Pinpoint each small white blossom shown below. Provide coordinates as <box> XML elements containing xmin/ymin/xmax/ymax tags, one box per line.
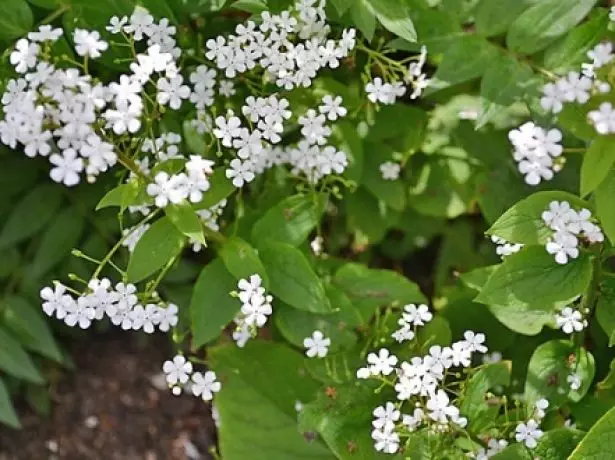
<box><xmin>191</xmin><ymin>371</ymin><xmax>221</xmax><ymax>401</ymax></box>
<box><xmin>303</xmin><ymin>330</ymin><xmax>330</xmax><ymax>358</ymax></box>
<box><xmin>162</xmin><ymin>355</ymin><xmax>193</xmax><ymax>386</ymax></box>
<box><xmin>515</xmin><ymin>419</ymin><xmax>543</xmax><ymax>449</ymax></box>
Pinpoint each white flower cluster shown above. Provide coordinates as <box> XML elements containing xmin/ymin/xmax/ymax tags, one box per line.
<box><xmin>40</xmin><ymin>280</ymin><xmax>177</xmax><ymax>332</ymax></box>
<box><xmin>231</xmin><ymin>274</ymin><xmax>273</xmax><ymax>347</ymax></box>
<box><xmin>541</xmin><ymin>201</ymin><xmax>604</xmax><ymax>264</ymax></box>
<box><xmin>514</xmin><ymin>399</ymin><xmax>548</xmax><ymax>449</ymax></box>
<box><xmin>0</xmin><ymin>6</ymin><xmax>191</xmax><ymax>188</ymax></box>
<box><xmin>162</xmin><ymin>354</ymin><xmax>221</xmax><ymax>399</ymax></box>
<box><xmin>555</xmin><ymin>306</ymin><xmax>587</xmax><ymax>334</ymax></box>
<box><xmin>473</xmin><ymin>438</ymin><xmax>508</xmax><ymax>459</ymax></box>
<box><xmin>508</xmin><ymin>122</ymin><xmax>563</xmax><ymax>185</ymax></box>
<box><xmin>490</xmin><ymin>235</ymin><xmax>523</xmax><ymax>258</ymax></box>
<box><xmin>365</xmin><ymin>46</ymin><xmax>430</xmax><ymax>104</ymax></box>
<box><xmin>146</xmin><ymin>155</ymin><xmax>215</xmax><ymax>208</ymax></box>
<box><xmin>303</xmin><ymin>330</ymin><xmax>331</xmax><ymax>358</ymax></box>
<box><xmin>391</xmin><ymin>303</ymin><xmax>432</xmax><ymax>343</ymax></box>
<box><xmin>142</xmin><ymin>132</ymin><xmax>183</xmax><ymax>161</ymax></box>
<box><xmin>205</xmin><ymin>0</ymin><xmax>356</xmax><ymax>90</ymax></box>
<box><xmin>358</xmin><ymin>314</ymin><xmax>489</xmax><ymax>454</ymax></box>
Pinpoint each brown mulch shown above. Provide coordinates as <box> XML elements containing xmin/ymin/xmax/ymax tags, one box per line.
<box><xmin>0</xmin><ymin>333</ymin><xmax>216</xmax><ymax>460</ymax></box>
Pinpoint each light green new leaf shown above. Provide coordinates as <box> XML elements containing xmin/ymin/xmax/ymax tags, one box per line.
<box><xmin>507</xmin><ymin>0</ymin><xmax>597</xmax><ymax>54</ymax></box>
<box><xmin>252</xmin><ymin>194</ymin><xmax>327</xmax><ymax>248</ymax></box>
<box><xmin>165</xmin><ymin>202</ymin><xmax>205</xmax><ymax>245</ymax></box>
<box><xmin>209</xmin><ymin>341</ymin><xmax>333</xmax><ymax>460</ymax></box>
<box><xmin>259</xmin><ymin>242</ymin><xmax>332</xmax><ymax>314</ymax></box>
<box><xmin>0</xmin><ymin>378</ymin><xmax>20</xmax><ymax>429</ymax></box>
<box><xmin>0</xmin><ymin>326</ymin><xmax>44</xmax><ymax>384</ymax></box>
<box><xmin>0</xmin><ymin>184</ymin><xmax>63</xmax><ymax>251</ymax></box>
<box><xmin>487</xmin><ymin>191</ymin><xmax>590</xmax><ymax>245</ymax></box>
<box><xmin>127</xmin><ymin>217</ymin><xmax>185</xmax><ymax>282</ymax></box>
<box><xmin>569</xmin><ymin>405</ymin><xmax>615</xmax><ymax>459</ymax></box>
<box><xmin>2</xmin><ymin>296</ymin><xmax>63</xmax><ymax>363</ymax></box>
<box><xmin>95</xmin><ymin>182</ymin><xmax>141</xmax><ymax>211</ymax></box>
<box><xmin>219</xmin><ymin>237</ymin><xmax>268</xmax><ymax>287</ymax></box>
<box><xmin>0</xmin><ymin>0</ymin><xmax>33</xmax><ymax>40</ymax></box>
<box><xmin>581</xmin><ymin>136</ymin><xmax>615</xmax><ymax>196</ymax></box>
<box><xmin>190</xmin><ymin>258</ymin><xmax>239</xmax><ymax>347</ymax></box>
<box><xmin>596</xmin><ymin>168</ymin><xmax>615</xmax><ymax>244</ymax></box>
<box><xmin>476</xmin><ymin>247</ymin><xmax>593</xmax><ymax>308</ymax></box>
<box><xmin>524</xmin><ymin>339</ymin><xmax>594</xmax><ymax>408</ymax></box>
<box><xmin>371</xmin><ymin>0</ymin><xmax>417</xmax><ymax>42</ymax></box>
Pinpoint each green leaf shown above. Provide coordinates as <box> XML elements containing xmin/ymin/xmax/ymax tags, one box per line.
<box><xmin>597</xmin><ymin>359</ymin><xmax>615</xmax><ymax>391</ymax></box>
<box><xmin>474</xmin><ymin>0</ymin><xmax>537</xmax><ymax>37</ymax></box>
<box><xmin>209</xmin><ymin>341</ymin><xmax>333</xmax><ymax>460</ymax></box>
<box><xmin>0</xmin><ymin>184</ymin><xmax>63</xmax><ymax>251</ymax></box>
<box><xmin>252</xmin><ymin>194</ymin><xmax>326</xmax><ymax>248</ymax></box>
<box><xmin>0</xmin><ymin>326</ymin><xmax>44</xmax><ymax>384</ymax></box>
<box><xmin>165</xmin><ymin>202</ymin><xmax>205</xmax><ymax>244</ymax></box>
<box><xmin>330</xmin><ymin>0</ymin><xmax>352</xmax><ymax>15</ymax></box>
<box><xmin>524</xmin><ymin>339</ymin><xmax>595</xmax><ymax>408</ymax></box>
<box><xmin>506</xmin><ymin>0</ymin><xmax>598</xmax><ymax>54</ymax></box>
<box><xmin>427</xmin><ymin>35</ymin><xmax>499</xmax><ymax>92</ymax></box>
<box><xmin>0</xmin><ymin>378</ymin><xmax>20</xmax><ymax>429</ymax></box>
<box><xmin>568</xmin><ymin>405</ymin><xmax>615</xmax><ymax>459</ymax></box>
<box><xmin>596</xmin><ymin>168</ymin><xmax>615</xmax><ymax>244</ymax></box>
<box><xmin>190</xmin><ymin>258</ymin><xmax>239</xmax><ymax>347</ymax></box>
<box><xmin>126</xmin><ymin>217</ymin><xmax>185</xmax><ymax>283</ymax></box>
<box><xmin>345</xmin><ymin>187</ymin><xmax>395</xmax><ymax>244</ymax></box>
<box><xmin>543</xmin><ymin>9</ymin><xmax>609</xmax><ymax>72</ymax></box>
<box><xmin>334</xmin><ymin>263</ymin><xmax>426</xmax><ymax>313</ymax></box>
<box><xmin>95</xmin><ymin>182</ymin><xmax>141</xmax><ymax>211</ymax></box>
<box><xmin>491</xmin><ymin>443</ymin><xmax>531</xmax><ymax>460</ymax></box>
<box><xmin>350</xmin><ymin>0</ymin><xmax>376</xmax><ymax>42</ymax></box>
<box><xmin>26</xmin><ymin>0</ymin><xmax>60</xmax><ymax>9</ymax></box>
<box><xmin>487</xmin><ymin>191</ymin><xmax>590</xmax><ymax>245</ymax></box>
<box><xmin>194</xmin><ymin>168</ymin><xmax>235</xmax><ymax>210</ymax></box>
<box><xmin>365</xmin><ymin>105</ymin><xmax>427</xmax><ymax>152</ymax></box>
<box><xmin>260</xmin><ymin>242</ymin><xmax>332</xmax><ymax>314</ymax></box>
<box><xmin>332</xmin><ymin>122</ymin><xmax>363</xmax><ymax>183</ymax></box>
<box><xmin>220</xmin><ymin>236</ymin><xmax>268</xmax><ymax>287</ymax></box>
<box><xmin>477</xmin><ymin>54</ymin><xmax>536</xmax><ymax>128</ymax></box>
<box><xmin>29</xmin><ymin>207</ymin><xmax>85</xmax><ymax>279</ymax></box>
<box><xmin>416</xmin><ymin>315</ymin><xmax>452</xmax><ymax>350</ymax></box>
<box><xmin>596</xmin><ymin>277</ymin><xmax>615</xmax><ymax>346</ymax></box>
<box><xmin>581</xmin><ymin>136</ymin><xmax>615</xmax><ymax>196</ymax></box>
<box><xmin>371</xmin><ymin>0</ymin><xmax>417</xmax><ymax>42</ymax></box>
<box><xmin>299</xmin><ymin>384</ymin><xmax>395</xmax><ymax>460</ymax></box>
<box><xmin>2</xmin><ymin>296</ymin><xmax>63</xmax><ymax>363</ymax></box>
<box><xmin>461</xmin><ymin>362</ymin><xmax>511</xmax><ymax>432</ymax></box>
<box><xmin>0</xmin><ymin>0</ymin><xmax>33</xmax><ymax>40</ymax></box>
<box><xmin>275</xmin><ymin>304</ymin><xmax>358</xmax><ymax>352</ymax></box>
<box><xmin>476</xmin><ymin>247</ymin><xmax>593</xmax><ymax>309</ymax></box>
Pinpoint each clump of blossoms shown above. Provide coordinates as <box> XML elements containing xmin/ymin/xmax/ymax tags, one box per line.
<box><xmin>541</xmin><ymin>200</ymin><xmax>603</xmax><ymax>264</ymax></box>
<box><xmin>230</xmin><ymin>274</ymin><xmax>274</xmax><ymax>347</ymax></box>
<box><xmin>490</xmin><ymin>235</ymin><xmax>523</xmax><ymax>259</ymax></box>
<box><xmin>162</xmin><ymin>354</ymin><xmax>221</xmax><ymax>399</ymax></box>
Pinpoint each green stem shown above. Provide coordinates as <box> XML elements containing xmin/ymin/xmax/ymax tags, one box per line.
<box><xmin>38</xmin><ymin>5</ymin><xmax>70</xmax><ymax>26</ymax></box>
<box><xmin>575</xmin><ymin>245</ymin><xmax>603</xmax><ymax>347</ymax></box>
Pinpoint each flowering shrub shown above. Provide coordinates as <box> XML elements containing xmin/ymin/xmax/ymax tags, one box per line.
<box><xmin>4</xmin><ymin>0</ymin><xmax>615</xmax><ymax>458</ymax></box>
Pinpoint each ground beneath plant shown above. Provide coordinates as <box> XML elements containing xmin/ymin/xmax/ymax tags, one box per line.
<box><xmin>0</xmin><ymin>333</ymin><xmax>217</xmax><ymax>460</ymax></box>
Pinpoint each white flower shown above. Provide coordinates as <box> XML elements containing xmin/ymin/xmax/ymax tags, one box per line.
<box><xmin>555</xmin><ymin>307</ymin><xmax>584</xmax><ymax>334</ymax></box>
<box><xmin>162</xmin><ymin>355</ymin><xmax>193</xmax><ymax>386</ymax></box>
<box><xmin>241</xmin><ymin>293</ymin><xmax>273</xmax><ymax>327</ymax></box>
<box><xmin>391</xmin><ymin>324</ymin><xmax>415</xmax><ymax>343</ymax></box>
<box><xmin>237</xmin><ymin>274</ymin><xmax>265</xmax><ymax>303</ymax></box>
<box><xmin>64</xmin><ymin>296</ymin><xmax>95</xmax><ymax>329</ymax></box>
<box><xmin>401</xmin><ymin>408</ymin><xmax>424</xmax><ymax>431</ymax></box>
<box><xmin>365</xmin><ymin>77</ymin><xmax>398</xmax><ymax>104</ymax></box>
<box><xmin>515</xmin><ymin>419</ymin><xmax>543</xmax><ymax>449</ymax></box>
<box><xmin>366</xmin><ymin>349</ymin><xmax>398</xmax><ymax>376</ymax></box>
<box><xmin>541</xmin><ymin>201</ymin><xmax>574</xmax><ymax>231</ymax></box>
<box><xmin>146</xmin><ymin>172</ymin><xmax>188</xmax><ymax>208</ymax></box>
<box><xmin>558</xmin><ymin>72</ymin><xmax>591</xmax><ymax>104</ymax></box>
<box><xmin>371</xmin><ymin>427</ymin><xmax>399</xmax><ymax>454</ymax></box>
<box><xmin>107</xmin><ymin>16</ymin><xmax>128</xmax><ymax>34</ymax></box>
<box><xmin>534</xmin><ymin>398</ymin><xmax>549</xmax><ymax>419</ymax></box>
<box><xmin>40</xmin><ymin>284</ymin><xmax>73</xmax><ymax>319</ymax></box>
<box><xmin>372</xmin><ymin>402</ymin><xmax>400</xmax><ymax>430</ymax></box>
<box><xmin>298</xmin><ymin>109</ymin><xmax>330</xmax><ymax>145</ymax></box>
<box><xmin>49</xmin><ymin>148</ymin><xmax>83</xmax><ymax>187</ymax></box>
<box><xmin>318</xmin><ymin>95</ymin><xmax>347</xmax><ymax>121</ymax></box>
<box><xmin>568</xmin><ymin>373</ymin><xmax>582</xmax><ymax>391</ymax></box>
<box><xmin>225</xmin><ymin>158</ymin><xmax>255</xmax><ymax>188</ymax></box>
<box><xmin>540</xmin><ymin>82</ymin><xmax>565</xmax><ymax>114</ymax></box>
<box><xmin>588</xmin><ymin>42</ymin><xmax>614</xmax><ymax>68</ymax></box>
<box><xmin>73</xmin><ymin>29</ymin><xmax>108</xmax><ymax>58</ymax></box>
<box><xmin>458</xmin><ymin>330</ymin><xmax>488</xmax><ymax>354</ymax></box>
<box><xmin>10</xmin><ymin>39</ymin><xmax>39</xmax><ymax>73</ymax></box>
<box><xmin>401</xmin><ymin>304</ymin><xmax>432</xmax><ymax>327</ymax></box>
<box><xmin>546</xmin><ymin>231</ymin><xmax>579</xmax><ymax>265</ymax></box>
<box><xmin>219</xmin><ymin>79</ymin><xmax>236</xmax><ymax>97</ymax></box>
<box><xmin>303</xmin><ymin>330</ymin><xmax>330</xmax><ymax>358</ymax></box>
<box><xmin>589</xmin><ymin>102</ymin><xmax>615</xmax><ymax>134</ymax></box>
<box><xmin>213</xmin><ymin>115</ymin><xmax>242</xmax><ymax>147</ymax></box>
<box><xmin>130</xmin><ymin>303</ymin><xmax>159</xmax><ymax>333</ymax></box>
<box><xmin>425</xmin><ymin>389</ymin><xmax>459</xmax><ymax>424</ymax></box>
<box><xmin>124</xmin><ymin>6</ymin><xmax>154</xmax><ymax>40</ymax></box>
<box><xmin>380</xmin><ymin>161</ymin><xmax>401</xmax><ymax>180</ymax></box>
<box><xmin>157</xmin><ymin>75</ymin><xmax>191</xmax><ymax>110</ymax></box>
<box><xmin>28</xmin><ymin>25</ymin><xmax>63</xmax><ymax>42</ymax></box>
<box><xmin>611</xmin><ymin>6</ymin><xmax>615</xmax><ymax>22</ymax></box>
<box><xmin>191</xmin><ymin>371</ymin><xmax>221</xmax><ymax>401</ymax></box>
